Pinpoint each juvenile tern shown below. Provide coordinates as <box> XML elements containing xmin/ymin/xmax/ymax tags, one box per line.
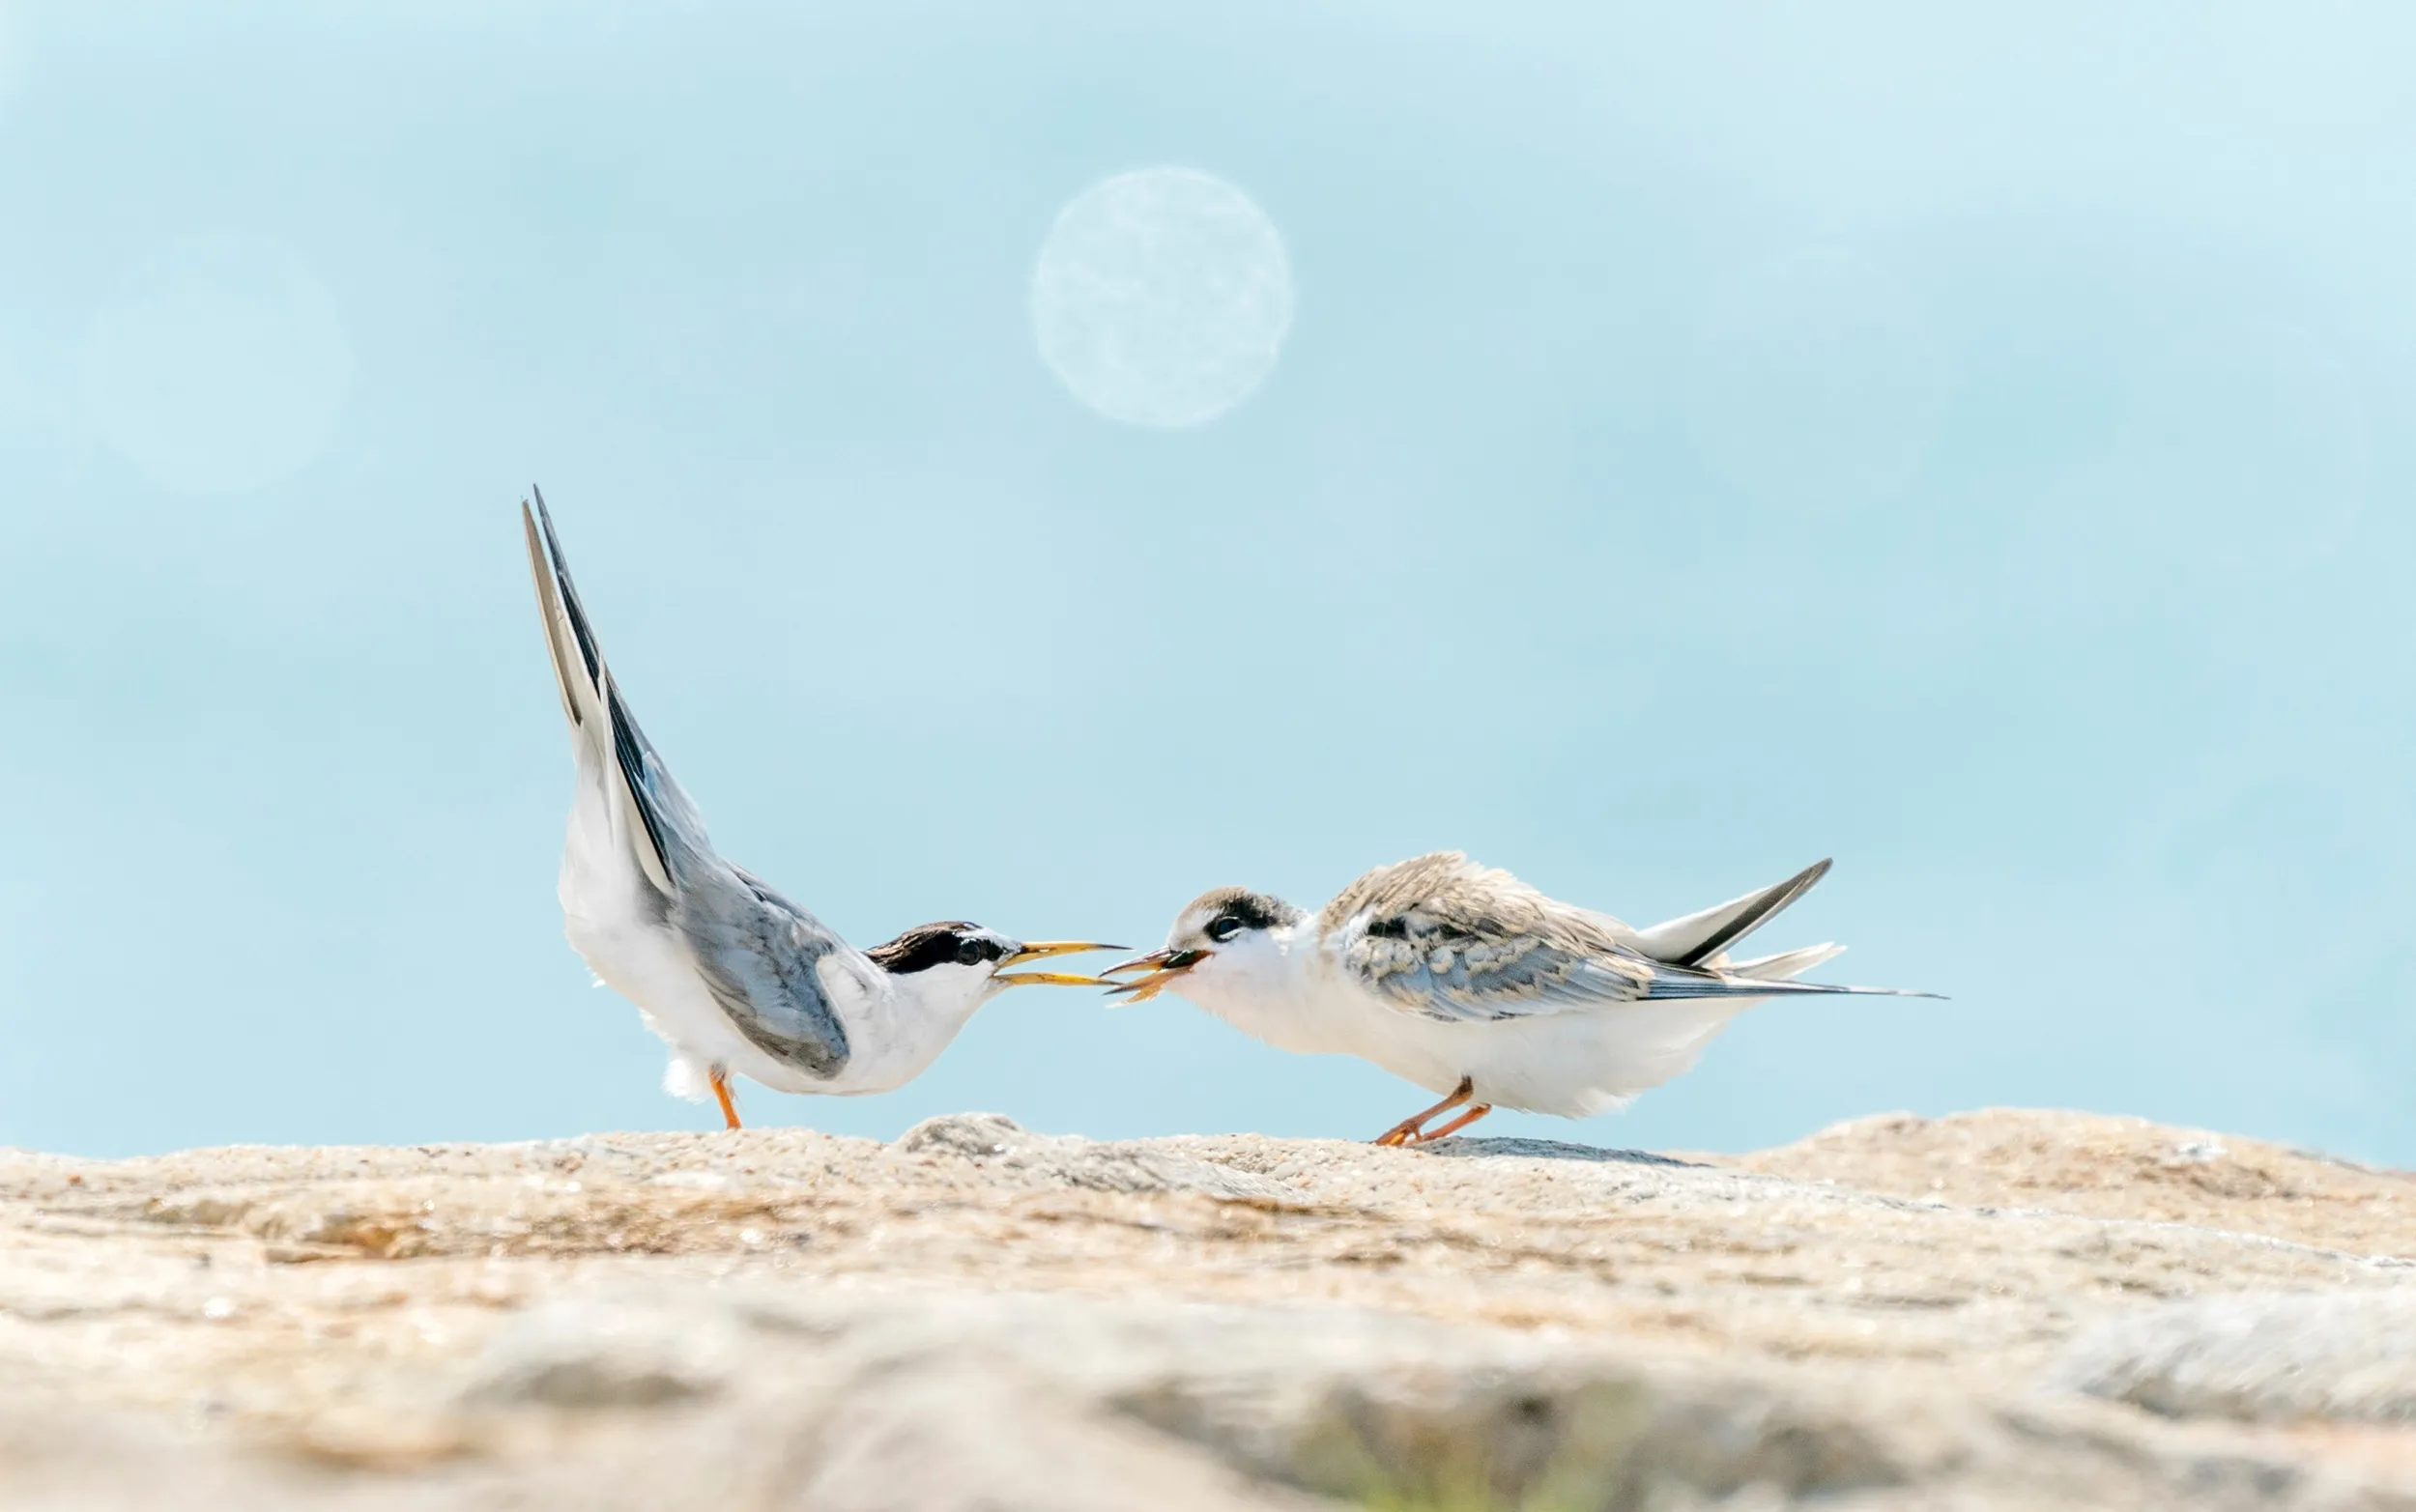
<box><xmin>522</xmin><ymin>490</ymin><xmax>1116</xmax><ymax>1127</ymax></box>
<box><xmin>1105</xmin><ymin>854</ymin><xmax>1934</xmax><ymax>1145</ymax></box>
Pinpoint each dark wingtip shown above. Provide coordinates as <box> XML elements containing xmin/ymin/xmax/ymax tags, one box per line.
<box><xmin>530</xmin><ymin>487</ymin><xmax>570</xmax><ymax>573</ymax></box>
<box><xmin>1672</xmin><ymin>858</ymin><xmax>1836</xmax><ymax>970</ymax></box>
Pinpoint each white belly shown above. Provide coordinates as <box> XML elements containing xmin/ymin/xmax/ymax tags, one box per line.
<box><xmin>1189</xmin><ymin>961</ymin><xmax>1756</xmax><ymax>1118</ymax></box>
<box><xmin>1341</xmin><ymin>998</ymin><xmax>1753</xmax><ymax>1116</ymax></box>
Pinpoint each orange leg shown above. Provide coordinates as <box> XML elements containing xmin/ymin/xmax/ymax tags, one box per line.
<box><xmin>1413</xmin><ymin>1103</ymin><xmax>1494</xmax><ymax>1143</ymax></box>
<box><xmin>1371</xmin><ymin>1076</ymin><xmax>1474</xmax><ymax>1147</ymax></box>
<box><xmin>709</xmin><ymin>1067</ymin><xmax>742</xmax><ymax>1130</ymax></box>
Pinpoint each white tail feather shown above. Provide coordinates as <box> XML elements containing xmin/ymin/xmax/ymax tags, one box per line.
<box><xmin>1722</xmin><ymin>943</ymin><xmax>1846</xmax><ymax>982</ymax></box>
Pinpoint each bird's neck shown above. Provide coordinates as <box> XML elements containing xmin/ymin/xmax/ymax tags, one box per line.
<box><xmin>891</xmin><ymin>972</ymin><xmax>993</xmax><ymax>1034</ymax></box>
<box><xmin>854</xmin><ymin>972</ymin><xmax>994</xmax><ymax>1082</ymax></box>
<box><xmin>1180</xmin><ymin>924</ymin><xmax>1330</xmax><ymax>1046</ymax></box>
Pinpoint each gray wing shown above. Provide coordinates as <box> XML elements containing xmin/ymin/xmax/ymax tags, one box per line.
<box><xmin>1329</xmin><ymin>853</ymin><xmax>1925</xmax><ymax>1024</ymax></box>
<box><xmin>672</xmin><ymin>865</ymin><xmax>854</xmax><ymax>1077</ymax></box>
<box><xmin>526</xmin><ymin>490</ymin><xmax>857</xmax><ymax>1078</ymax></box>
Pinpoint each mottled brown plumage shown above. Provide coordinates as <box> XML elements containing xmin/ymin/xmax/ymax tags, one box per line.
<box><xmin>1320</xmin><ymin>852</ymin><xmax>1656</xmax><ymax>1021</ymax></box>
<box><xmin>1184</xmin><ymin>887</ymin><xmax>1305</xmax><ymax>934</ymax></box>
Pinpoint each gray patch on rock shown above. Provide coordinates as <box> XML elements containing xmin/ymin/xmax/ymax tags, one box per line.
<box><xmin>461</xmin><ymin>1296</ymin><xmax>752</xmax><ymax>1408</ymax></box>
<box><xmin>895</xmin><ymin>1111</ymin><xmax>1031</xmax><ymax>1161</ymax></box>
<box><xmin>2052</xmin><ymin>1290</ymin><xmax>2416</xmax><ymax>1424</ymax></box>
<box><xmin>794</xmin><ymin>1363</ymin><xmax>1329</xmax><ymax>1512</ymax></box>
<box><xmin>1421</xmin><ymin>1136</ymin><xmax>1704</xmax><ymax>1168</ymax></box>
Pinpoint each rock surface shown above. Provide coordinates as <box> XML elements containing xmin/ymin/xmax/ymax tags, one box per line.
<box><xmin>2</xmin><ymin>1107</ymin><xmax>2413</xmax><ymax>1508</ymax></box>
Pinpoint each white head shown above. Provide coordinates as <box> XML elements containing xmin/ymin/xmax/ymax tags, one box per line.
<box><xmin>866</xmin><ymin>922</ymin><xmax>1120</xmax><ymax>1019</ymax></box>
<box><xmin>1101</xmin><ymin>887</ymin><xmax>1309</xmax><ymax>1008</ymax></box>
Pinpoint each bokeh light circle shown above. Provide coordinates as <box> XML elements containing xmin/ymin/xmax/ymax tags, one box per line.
<box><xmin>1031</xmin><ymin>167</ymin><xmax>1293</xmax><ymax>429</ymax></box>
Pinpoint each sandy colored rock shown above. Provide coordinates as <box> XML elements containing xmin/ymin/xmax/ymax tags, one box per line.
<box><xmin>1723</xmin><ymin>1107</ymin><xmax>2416</xmax><ymax>1255</ymax></box>
<box><xmin>1</xmin><ymin>1107</ymin><xmax>2411</xmax><ymax>1508</ymax></box>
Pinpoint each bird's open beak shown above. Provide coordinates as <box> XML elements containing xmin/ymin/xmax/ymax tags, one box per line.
<box><xmin>992</xmin><ymin>940</ymin><xmax>1126</xmax><ymax>988</ymax></box>
<box><xmin>1099</xmin><ymin>948</ymin><xmax>1208</xmax><ymax>1004</ymax></box>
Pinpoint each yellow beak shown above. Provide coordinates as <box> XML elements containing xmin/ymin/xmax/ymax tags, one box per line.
<box><xmin>992</xmin><ymin>940</ymin><xmax>1126</xmax><ymax>988</ymax></box>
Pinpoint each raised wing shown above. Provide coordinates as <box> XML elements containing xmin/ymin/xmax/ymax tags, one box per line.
<box><xmin>523</xmin><ymin>489</ymin><xmax>712</xmax><ymax>896</ymax></box>
<box><xmin>672</xmin><ymin>865</ymin><xmax>855</xmax><ymax>1078</ymax></box>
<box><xmin>1330</xmin><ymin>852</ymin><xmax>1929</xmax><ymax>1024</ymax></box>
<box><xmin>524</xmin><ymin>490</ymin><xmax>864</xmax><ymax>1077</ymax></box>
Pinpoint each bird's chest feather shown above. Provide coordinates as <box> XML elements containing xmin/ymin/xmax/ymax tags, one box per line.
<box><xmin>1187</xmin><ymin>945</ymin><xmax>1382</xmax><ymax>1057</ymax></box>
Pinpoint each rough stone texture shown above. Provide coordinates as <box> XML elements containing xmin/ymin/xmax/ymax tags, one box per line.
<box><xmin>1723</xmin><ymin>1108</ymin><xmax>2416</xmax><ymax>1254</ymax></box>
<box><xmin>2</xmin><ymin>1107</ymin><xmax>2413</xmax><ymax>1508</ymax></box>
<box><xmin>2056</xmin><ymin>1291</ymin><xmax>2416</xmax><ymax>1426</ymax></box>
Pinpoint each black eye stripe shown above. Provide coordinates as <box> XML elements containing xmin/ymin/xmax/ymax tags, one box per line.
<box><xmin>868</xmin><ymin>921</ymin><xmax>991</xmax><ymax>975</ymax></box>
<box><xmin>1224</xmin><ymin>896</ymin><xmax>1291</xmax><ymax>930</ymax></box>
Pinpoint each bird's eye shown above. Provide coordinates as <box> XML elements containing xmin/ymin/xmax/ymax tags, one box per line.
<box><xmin>956</xmin><ymin>939</ymin><xmax>987</xmax><ymax>966</ymax></box>
<box><xmin>1206</xmin><ymin>916</ymin><xmax>1244</xmax><ymax>944</ymax></box>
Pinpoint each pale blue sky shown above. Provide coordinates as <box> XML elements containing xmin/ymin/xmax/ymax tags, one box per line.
<box><xmin>3</xmin><ymin>3</ymin><xmax>2413</xmax><ymax>1161</ymax></box>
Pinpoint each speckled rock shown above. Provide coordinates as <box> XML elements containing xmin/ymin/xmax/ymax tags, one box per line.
<box><xmin>3</xmin><ymin>1108</ymin><xmax>2413</xmax><ymax>1508</ymax></box>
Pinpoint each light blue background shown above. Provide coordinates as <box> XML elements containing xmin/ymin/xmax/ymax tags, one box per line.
<box><xmin>3</xmin><ymin>3</ymin><xmax>2410</xmax><ymax>1160</ymax></box>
